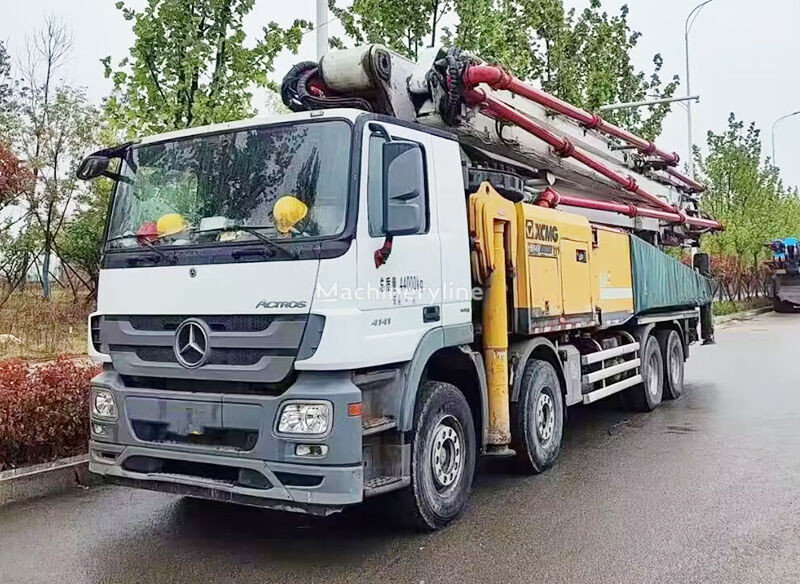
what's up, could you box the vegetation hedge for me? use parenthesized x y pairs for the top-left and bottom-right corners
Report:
(0, 357), (99, 471)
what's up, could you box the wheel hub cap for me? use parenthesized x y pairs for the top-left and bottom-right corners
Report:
(431, 416), (463, 490)
(536, 392), (555, 443)
(647, 353), (660, 396)
(670, 344), (682, 382)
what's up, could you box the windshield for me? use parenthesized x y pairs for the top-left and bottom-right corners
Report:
(106, 120), (351, 250)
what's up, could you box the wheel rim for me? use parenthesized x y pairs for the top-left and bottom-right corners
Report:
(535, 391), (555, 444)
(647, 351), (660, 397)
(669, 341), (682, 385)
(430, 415), (465, 493)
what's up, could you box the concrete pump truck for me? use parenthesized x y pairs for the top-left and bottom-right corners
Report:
(78, 45), (721, 530)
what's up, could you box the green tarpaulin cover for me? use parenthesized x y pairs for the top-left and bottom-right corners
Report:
(630, 235), (712, 314)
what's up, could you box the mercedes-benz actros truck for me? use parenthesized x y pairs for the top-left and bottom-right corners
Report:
(79, 45), (719, 530)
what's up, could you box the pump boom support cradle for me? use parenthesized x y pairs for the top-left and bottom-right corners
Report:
(281, 45), (722, 242)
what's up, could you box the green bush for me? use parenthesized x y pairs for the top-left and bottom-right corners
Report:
(712, 297), (771, 316)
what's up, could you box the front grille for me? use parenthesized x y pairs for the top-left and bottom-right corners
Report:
(103, 314), (306, 387)
(119, 314), (298, 333)
(127, 345), (286, 366)
(120, 374), (292, 396)
(131, 421), (258, 450)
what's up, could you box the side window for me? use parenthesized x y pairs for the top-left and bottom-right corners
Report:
(367, 132), (428, 237)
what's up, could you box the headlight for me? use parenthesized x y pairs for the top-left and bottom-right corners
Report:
(276, 402), (331, 435)
(91, 389), (117, 420)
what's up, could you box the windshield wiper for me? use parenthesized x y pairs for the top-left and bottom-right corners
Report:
(196, 225), (297, 259)
(105, 234), (178, 264)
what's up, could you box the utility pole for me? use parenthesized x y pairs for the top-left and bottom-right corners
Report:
(771, 110), (800, 167)
(684, 0), (714, 179)
(316, 0), (329, 60)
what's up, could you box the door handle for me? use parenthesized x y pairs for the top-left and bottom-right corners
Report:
(423, 306), (440, 323)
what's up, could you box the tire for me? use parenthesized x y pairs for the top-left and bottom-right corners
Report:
(656, 329), (684, 400)
(623, 333), (663, 412)
(396, 381), (476, 531)
(773, 298), (794, 313)
(511, 359), (564, 474)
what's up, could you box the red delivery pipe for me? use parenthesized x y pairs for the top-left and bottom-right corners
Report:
(465, 87), (683, 216)
(464, 66), (700, 188)
(665, 167), (705, 193)
(535, 187), (722, 231)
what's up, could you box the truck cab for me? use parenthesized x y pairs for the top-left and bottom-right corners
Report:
(86, 109), (477, 518)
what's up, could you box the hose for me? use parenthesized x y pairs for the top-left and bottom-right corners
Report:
(280, 62), (373, 113)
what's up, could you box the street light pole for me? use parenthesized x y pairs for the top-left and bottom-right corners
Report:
(771, 110), (800, 167)
(685, 0), (714, 179)
(316, 0), (329, 60)
(599, 94), (700, 112)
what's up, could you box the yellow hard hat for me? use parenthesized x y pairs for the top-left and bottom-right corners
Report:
(273, 196), (308, 234)
(156, 213), (188, 237)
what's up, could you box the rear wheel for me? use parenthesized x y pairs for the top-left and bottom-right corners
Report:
(623, 333), (663, 412)
(656, 329), (684, 400)
(397, 381), (476, 531)
(511, 359), (564, 474)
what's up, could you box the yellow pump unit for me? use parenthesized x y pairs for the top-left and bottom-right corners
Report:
(469, 183), (636, 445)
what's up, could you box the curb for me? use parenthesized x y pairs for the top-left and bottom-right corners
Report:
(0, 454), (101, 508)
(715, 305), (772, 326)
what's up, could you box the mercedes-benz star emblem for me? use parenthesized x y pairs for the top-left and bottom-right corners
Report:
(174, 319), (210, 369)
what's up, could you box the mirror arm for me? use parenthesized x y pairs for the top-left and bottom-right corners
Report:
(374, 235), (394, 268)
(368, 122), (392, 142)
(102, 170), (133, 185)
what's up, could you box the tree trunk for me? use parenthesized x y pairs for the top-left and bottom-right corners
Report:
(41, 242), (51, 299)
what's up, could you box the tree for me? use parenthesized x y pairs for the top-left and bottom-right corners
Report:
(16, 17), (101, 300)
(0, 41), (15, 123)
(0, 227), (39, 308)
(0, 40), (22, 146)
(0, 143), (33, 214)
(697, 113), (800, 267)
(58, 178), (111, 300)
(330, 0), (679, 140)
(328, 0), (451, 60)
(103, 0), (311, 136)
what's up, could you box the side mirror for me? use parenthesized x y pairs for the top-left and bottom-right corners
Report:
(382, 141), (425, 236)
(76, 155), (111, 181)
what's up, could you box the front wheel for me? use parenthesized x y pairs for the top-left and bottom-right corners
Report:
(397, 381), (476, 531)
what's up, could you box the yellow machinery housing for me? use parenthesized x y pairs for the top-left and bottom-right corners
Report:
(513, 201), (635, 334)
(469, 183), (636, 445)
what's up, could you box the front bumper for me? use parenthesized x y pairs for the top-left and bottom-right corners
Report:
(89, 443), (363, 513)
(89, 369), (364, 513)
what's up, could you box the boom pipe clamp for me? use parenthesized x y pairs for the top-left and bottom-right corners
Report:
(623, 175), (639, 193)
(583, 113), (603, 130)
(554, 137), (576, 157)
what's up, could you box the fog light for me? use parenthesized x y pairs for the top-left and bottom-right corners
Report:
(295, 444), (328, 457)
(92, 423), (110, 437)
(91, 389), (117, 420)
(276, 402), (331, 435)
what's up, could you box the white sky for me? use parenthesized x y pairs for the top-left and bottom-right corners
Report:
(2, 0), (800, 188)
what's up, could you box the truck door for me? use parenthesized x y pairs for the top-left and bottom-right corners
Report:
(355, 121), (443, 365)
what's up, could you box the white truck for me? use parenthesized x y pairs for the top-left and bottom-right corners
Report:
(79, 46), (718, 530)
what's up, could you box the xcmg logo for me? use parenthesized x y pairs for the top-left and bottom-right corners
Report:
(525, 220), (559, 242)
(255, 300), (308, 309)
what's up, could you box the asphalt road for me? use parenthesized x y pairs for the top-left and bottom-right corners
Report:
(2, 312), (800, 584)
